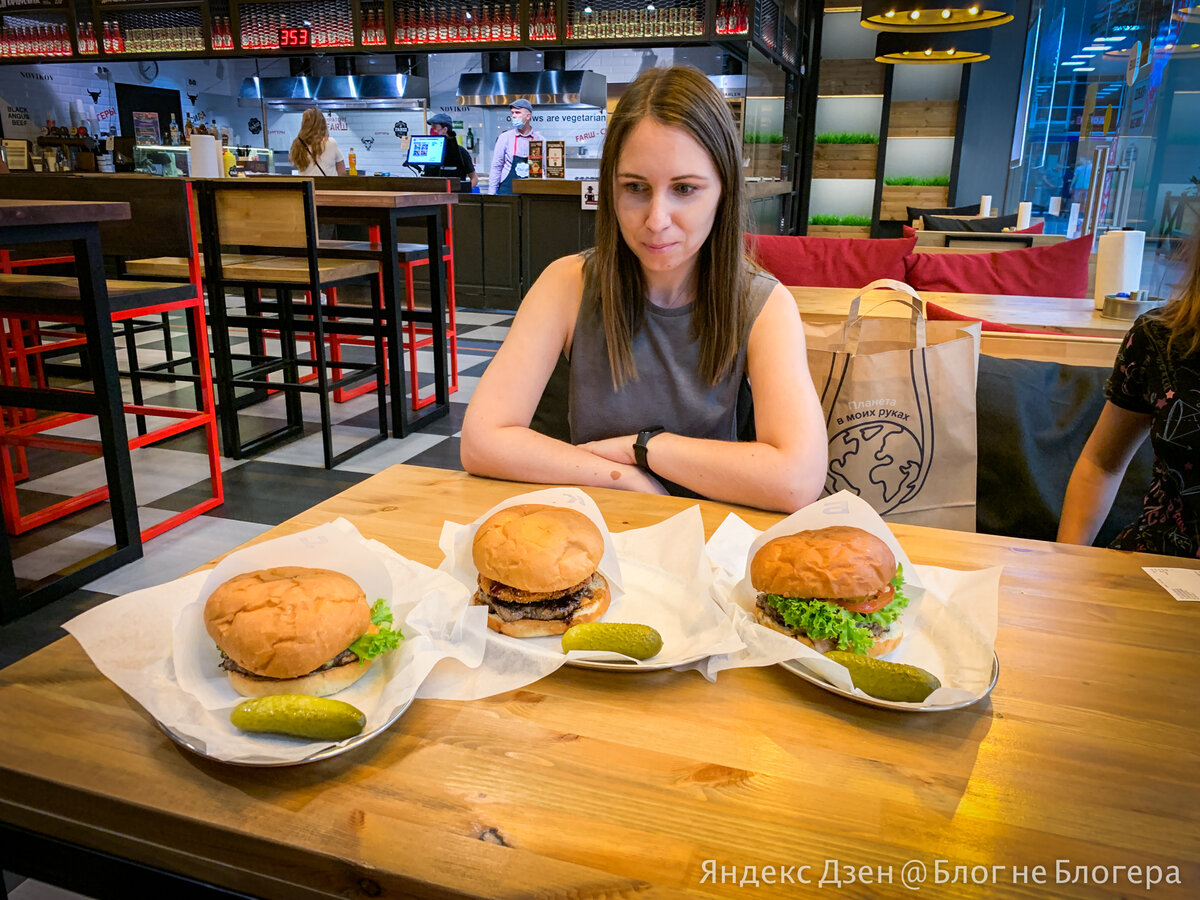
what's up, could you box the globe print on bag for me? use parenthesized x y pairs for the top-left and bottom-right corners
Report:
(827, 421), (925, 515)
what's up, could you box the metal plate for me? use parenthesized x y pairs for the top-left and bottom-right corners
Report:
(565, 655), (696, 672)
(156, 698), (414, 767)
(778, 653), (1000, 712)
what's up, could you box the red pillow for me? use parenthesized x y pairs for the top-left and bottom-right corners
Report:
(904, 233), (1092, 298)
(1013, 221), (1046, 234)
(748, 234), (917, 288)
(902, 224), (917, 238)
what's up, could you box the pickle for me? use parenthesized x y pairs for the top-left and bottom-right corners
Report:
(561, 623), (664, 660)
(825, 651), (941, 703)
(230, 695), (366, 741)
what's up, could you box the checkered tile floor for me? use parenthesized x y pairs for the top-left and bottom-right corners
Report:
(1, 308), (512, 670)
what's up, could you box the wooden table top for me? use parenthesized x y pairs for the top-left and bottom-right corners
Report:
(313, 190), (458, 209)
(0, 198), (130, 229)
(2, 465), (1197, 898)
(788, 285), (1131, 338)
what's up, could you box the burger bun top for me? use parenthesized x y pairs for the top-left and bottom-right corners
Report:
(751, 526), (896, 599)
(204, 566), (369, 679)
(472, 504), (603, 593)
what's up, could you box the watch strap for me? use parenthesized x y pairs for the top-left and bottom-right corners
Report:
(634, 426), (665, 470)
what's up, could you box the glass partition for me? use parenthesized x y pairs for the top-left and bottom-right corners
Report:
(1008, 0), (1199, 290)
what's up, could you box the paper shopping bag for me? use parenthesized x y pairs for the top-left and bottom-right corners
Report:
(804, 279), (981, 531)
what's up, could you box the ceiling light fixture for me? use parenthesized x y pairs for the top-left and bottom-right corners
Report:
(875, 28), (992, 62)
(861, 0), (1013, 31)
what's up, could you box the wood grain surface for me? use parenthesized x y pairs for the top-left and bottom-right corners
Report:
(314, 190), (458, 209)
(1, 465), (1197, 899)
(818, 58), (885, 96)
(788, 284), (1132, 337)
(0, 198), (130, 228)
(880, 185), (950, 222)
(813, 143), (879, 179)
(889, 101), (959, 138)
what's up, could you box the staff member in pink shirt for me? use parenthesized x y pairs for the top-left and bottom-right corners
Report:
(488, 99), (545, 195)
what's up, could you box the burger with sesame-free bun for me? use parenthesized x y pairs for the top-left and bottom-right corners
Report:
(750, 526), (909, 657)
(204, 566), (403, 698)
(471, 504), (611, 638)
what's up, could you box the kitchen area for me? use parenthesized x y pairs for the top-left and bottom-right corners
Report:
(0, 0), (810, 307)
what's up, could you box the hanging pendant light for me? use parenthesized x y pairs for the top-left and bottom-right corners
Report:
(875, 29), (992, 63)
(861, 0), (1013, 32)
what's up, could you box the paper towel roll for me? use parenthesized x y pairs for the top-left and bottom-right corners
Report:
(1048, 196), (1062, 216)
(1094, 230), (1145, 310)
(188, 134), (220, 177)
(979, 195), (992, 218)
(1017, 201), (1032, 230)
(1066, 202), (1081, 238)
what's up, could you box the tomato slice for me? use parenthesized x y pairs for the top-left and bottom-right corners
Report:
(836, 584), (894, 614)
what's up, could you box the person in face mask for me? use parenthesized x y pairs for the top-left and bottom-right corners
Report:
(488, 99), (545, 195)
(422, 113), (478, 192)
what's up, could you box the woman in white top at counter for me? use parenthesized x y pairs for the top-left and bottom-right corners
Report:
(488, 99), (545, 194)
(289, 108), (346, 176)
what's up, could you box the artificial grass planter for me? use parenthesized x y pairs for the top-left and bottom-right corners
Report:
(809, 214), (873, 226)
(815, 132), (879, 144)
(883, 175), (950, 186)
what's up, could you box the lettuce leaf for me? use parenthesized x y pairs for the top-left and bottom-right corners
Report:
(764, 565), (909, 655)
(347, 599), (404, 662)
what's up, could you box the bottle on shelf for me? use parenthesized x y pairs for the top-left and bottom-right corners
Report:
(169, 113), (180, 145)
(348, 148), (357, 175)
(465, 127), (475, 152)
(184, 112), (194, 139)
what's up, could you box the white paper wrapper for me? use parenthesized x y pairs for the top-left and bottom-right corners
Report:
(64, 519), (486, 763)
(704, 491), (1000, 707)
(423, 488), (743, 699)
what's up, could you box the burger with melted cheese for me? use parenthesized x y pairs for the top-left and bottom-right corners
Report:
(204, 566), (402, 697)
(750, 526), (908, 657)
(471, 504), (610, 637)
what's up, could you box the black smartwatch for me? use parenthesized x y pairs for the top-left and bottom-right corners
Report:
(634, 426), (665, 471)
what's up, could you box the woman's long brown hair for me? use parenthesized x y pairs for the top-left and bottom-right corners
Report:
(1154, 234), (1200, 356)
(587, 65), (750, 388)
(288, 108), (329, 171)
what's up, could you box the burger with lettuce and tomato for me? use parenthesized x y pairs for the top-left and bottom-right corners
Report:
(750, 526), (908, 657)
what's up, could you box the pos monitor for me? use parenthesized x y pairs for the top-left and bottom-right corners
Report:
(406, 135), (447, 167)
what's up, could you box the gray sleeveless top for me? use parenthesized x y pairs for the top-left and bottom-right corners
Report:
(568, 268), (776, 447)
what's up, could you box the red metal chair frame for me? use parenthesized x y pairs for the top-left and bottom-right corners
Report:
(326, 205), (459, 409)
(0, 182), (223, 541)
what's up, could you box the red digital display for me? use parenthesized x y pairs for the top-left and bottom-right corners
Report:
(279, 26), (311, 46)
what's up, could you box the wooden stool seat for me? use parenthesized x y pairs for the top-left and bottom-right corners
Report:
(123, 254), (279, 279)
(223, 256), (379, 285)
(0, 273), (195, 315)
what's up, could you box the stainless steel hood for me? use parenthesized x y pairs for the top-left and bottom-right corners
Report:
(456, 70), (606, 108)
(239, 74), (430, 110)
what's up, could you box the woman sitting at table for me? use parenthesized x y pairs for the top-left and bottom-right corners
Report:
(460, 66), (828, 513)
(1059, 235), (1200, 556)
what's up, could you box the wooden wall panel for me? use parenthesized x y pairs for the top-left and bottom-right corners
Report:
(880, 185), (950, 221)
(812, 143), (878, 178)
(889, 100), (959, 137)
(818, 58), (885, 96)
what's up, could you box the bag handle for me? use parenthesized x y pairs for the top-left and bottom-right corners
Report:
(841, 278), (928, 352)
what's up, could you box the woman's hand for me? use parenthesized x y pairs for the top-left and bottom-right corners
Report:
(579, 434), (638, 466)
(617, 465), (669, 495)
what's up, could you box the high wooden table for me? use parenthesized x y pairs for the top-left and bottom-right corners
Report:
(789, 285), (1130, 338)
(2, 465), (1198, 898)
(0, 199), (142, 622)
(313, 191), (457, 436)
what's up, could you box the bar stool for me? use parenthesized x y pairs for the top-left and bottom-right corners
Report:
(0, 177), (223, 541)
(196, 179), (387, 469)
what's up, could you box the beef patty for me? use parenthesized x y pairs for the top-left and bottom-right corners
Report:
(475, 573), (603, 623)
